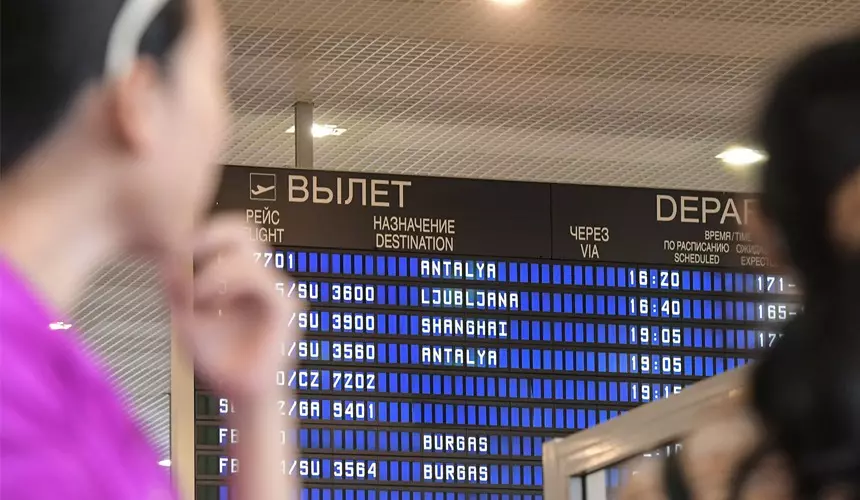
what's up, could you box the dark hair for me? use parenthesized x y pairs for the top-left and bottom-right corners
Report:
(0, 0), (188, 171)
(731, 33), (860, 499)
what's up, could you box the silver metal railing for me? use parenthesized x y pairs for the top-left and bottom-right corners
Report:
(542, 366), (750, 500)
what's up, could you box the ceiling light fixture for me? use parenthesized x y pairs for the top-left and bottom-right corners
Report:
(716, 146), (767, 167)
(490, 0), (527, 5)
(158, 459), (172, 467)
(49, 321), (73, 330)
(286, 124), (347, 138)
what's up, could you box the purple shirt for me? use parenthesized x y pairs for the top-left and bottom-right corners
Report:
(0, 258), (176, 499)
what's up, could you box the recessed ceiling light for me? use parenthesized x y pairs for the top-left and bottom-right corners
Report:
(490, 0), (527, 5)
(49, 321), (73, 330)
(286, 124), (347, 138)
(158, 459), (172, 467)
(716, 146), (767, 167)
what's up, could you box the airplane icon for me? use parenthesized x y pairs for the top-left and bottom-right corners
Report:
(251, 185), (275, 196)
(249, 173), (278, 201)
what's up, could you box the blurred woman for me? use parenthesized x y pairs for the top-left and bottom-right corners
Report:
(620, 33), (860, 500)
(0, 0), (300, 498)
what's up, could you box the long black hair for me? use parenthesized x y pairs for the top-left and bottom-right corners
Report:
(730, 33), (860, 499)
(0, 0), (188, 171)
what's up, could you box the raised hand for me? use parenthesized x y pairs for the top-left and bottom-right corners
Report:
(169, 213), (302, 402)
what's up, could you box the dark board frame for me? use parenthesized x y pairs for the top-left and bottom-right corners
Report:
(217, 165), (770, 269)
(196, 165), (784, 497)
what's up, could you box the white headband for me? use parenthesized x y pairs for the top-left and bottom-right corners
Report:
(104, 0), (172, 79)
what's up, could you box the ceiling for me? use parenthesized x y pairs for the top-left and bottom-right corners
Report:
(221, 0), (859, 192)
(74, 258), (171, 459)
(75, 0), (859, 468)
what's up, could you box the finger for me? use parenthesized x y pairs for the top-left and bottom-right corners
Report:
(158, 237), (196, 311)
(193, 213), (254, 264)
(193, 256), (278, 313)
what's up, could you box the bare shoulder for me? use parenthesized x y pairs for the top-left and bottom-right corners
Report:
(616, 457), (665, 500)
(617, 407), (793, 499)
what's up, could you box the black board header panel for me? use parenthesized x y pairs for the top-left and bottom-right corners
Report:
(551, 184), (767, 268)
(216, 166), (771, 269)
(216, 166), (553, 259)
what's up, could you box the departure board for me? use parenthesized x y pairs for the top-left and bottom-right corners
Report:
(194, 166), (798, 500)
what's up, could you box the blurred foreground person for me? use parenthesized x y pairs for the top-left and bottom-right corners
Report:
(620, 33), (860, 500)
(0, 0), (300, 499)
